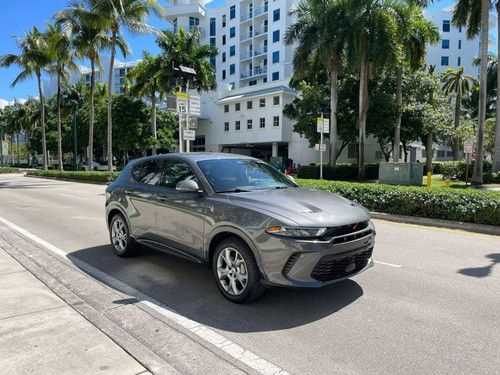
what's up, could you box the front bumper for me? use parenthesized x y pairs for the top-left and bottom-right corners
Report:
(257, 221), (376, 287)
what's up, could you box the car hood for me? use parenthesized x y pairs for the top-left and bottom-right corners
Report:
(225, 187), (370, 226)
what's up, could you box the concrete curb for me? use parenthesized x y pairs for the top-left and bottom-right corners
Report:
(370, 212), (500, 236)
(24, 174), (111, 185)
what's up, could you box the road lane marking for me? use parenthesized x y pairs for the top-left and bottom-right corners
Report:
(374, 260), (403, 268)
(59, 193), (88, 200)
(0, 215), (290, 375)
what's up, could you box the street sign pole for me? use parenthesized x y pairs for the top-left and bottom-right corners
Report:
(465, 153), (470, 187)
(0, 124), (3, 167)
(72, 104), (78, 171)
(186, 80), (190, 153)
(463, 139), (474, 188)
(320, 113), (324, 180)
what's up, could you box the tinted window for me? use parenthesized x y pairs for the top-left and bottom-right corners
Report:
(160, 159), (197, 188)
(197, 159), (295, 192)
(132, 161), (162, 185)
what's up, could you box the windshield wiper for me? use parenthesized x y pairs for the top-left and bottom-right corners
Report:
(215, 188), (251, 193)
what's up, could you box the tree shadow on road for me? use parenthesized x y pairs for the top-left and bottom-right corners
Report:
(458, 253), (499, 278)
(68, 244), (364, 333)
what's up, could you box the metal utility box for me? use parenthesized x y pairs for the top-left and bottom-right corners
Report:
(378, 162), (423, 186)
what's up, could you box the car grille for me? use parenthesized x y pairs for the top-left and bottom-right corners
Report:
(310, 248), (373, 282)
(282, 253), (301, 277)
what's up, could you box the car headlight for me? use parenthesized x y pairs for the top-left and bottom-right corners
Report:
(265, 226), (328, 238)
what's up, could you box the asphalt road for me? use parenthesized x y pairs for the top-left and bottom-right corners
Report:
(0, 173), (499, 375)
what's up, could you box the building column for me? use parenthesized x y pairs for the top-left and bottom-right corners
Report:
(272, 142), (278, 157)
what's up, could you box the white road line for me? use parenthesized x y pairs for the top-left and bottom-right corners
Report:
(0, 215), (290, 375)
(374, 260), (403, 268)
(59, 193), (88, 200)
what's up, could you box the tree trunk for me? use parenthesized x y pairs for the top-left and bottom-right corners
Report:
(88, 58), (95, 170)
(107, 31), (117, 171)
(10, 134), (14, 166)
(393, 65), (403, 162)
(453, 86), (461, 161)
(357, 52), (368, 180)
(471, 0), (489, 185)
(493, 1), (500, 172)
(57, 72), (63, 171)
(16, 133), (20, 165)
(25, 131), (30, 165)
(37, 70), (47, 170)
(151, 90), (157, 156)
(330, 57), (339, 166)
(426, 131), (433, 173)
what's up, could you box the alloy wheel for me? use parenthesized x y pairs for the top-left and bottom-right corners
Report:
(216, 247), (248, 296)
(111, 218), (128, 252)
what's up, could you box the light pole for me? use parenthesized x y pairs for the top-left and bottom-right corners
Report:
(0, 124), (3, 167)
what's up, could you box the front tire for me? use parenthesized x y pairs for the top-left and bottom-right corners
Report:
(212, 238), (266, 303)
(109, 213), (137, 257)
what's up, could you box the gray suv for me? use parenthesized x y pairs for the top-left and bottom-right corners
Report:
(105, 153), (375, 303)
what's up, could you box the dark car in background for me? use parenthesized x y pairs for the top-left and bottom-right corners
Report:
(105, 153), (375, 303)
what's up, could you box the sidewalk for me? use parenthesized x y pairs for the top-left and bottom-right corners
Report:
(0, 247), (150, 375)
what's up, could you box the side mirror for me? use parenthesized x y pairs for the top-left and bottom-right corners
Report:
(286, 175), (296, 184)
(176, 179), (200, 193)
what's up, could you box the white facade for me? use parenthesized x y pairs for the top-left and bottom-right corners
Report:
(43, 57), (140, 98)
(424, 8), (481, 76)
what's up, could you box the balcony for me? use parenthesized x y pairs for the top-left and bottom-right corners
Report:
(254, 25), (268, 37)
(240, 50), (253, 60)
(240, 30), (253, 42)
(253, 46), (268, 57)
(254, 5), (268, 17)
(240, 66), (268, 79)
(240, 11), (253, 22)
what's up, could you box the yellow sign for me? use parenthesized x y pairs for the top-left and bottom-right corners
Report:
(175, 91), (188, 100)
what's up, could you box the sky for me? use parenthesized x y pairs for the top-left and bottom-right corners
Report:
(0, 0), (496, 104)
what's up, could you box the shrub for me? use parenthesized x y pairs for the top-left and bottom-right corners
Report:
(424, 161), (497, 182)
(297, 163), (379, 181)
(0, 167), (19, 173)
(26, 170), (119, 183)
(297, 179), (500, 226)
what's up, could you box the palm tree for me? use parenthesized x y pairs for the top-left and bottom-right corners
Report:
(285, 0), (351, 165)
(87, 0), (164, 171)
(55, 1), (117, 170)
(453, 0), (495, 184)
(127, 51), (163, 155)
(21, 98), (40, 163)
(442, 67), (477, 160)
(0, 27), (51, 170)
(45, 23), (78, 171)
(392, 4), (439, 162)
(346, 0), (403, 179)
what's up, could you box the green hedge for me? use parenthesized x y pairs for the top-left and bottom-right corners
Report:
(297, 179), (500, 226)
(297, 163), (379, 180)
(0, 167), (19, 173)
(26, 170), (119, 183)
(425, 161), (500, 183)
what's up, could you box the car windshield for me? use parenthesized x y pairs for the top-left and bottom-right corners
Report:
(197, 158), (296, 193)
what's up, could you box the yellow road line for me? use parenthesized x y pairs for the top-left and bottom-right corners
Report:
(372, 218), (500, 239)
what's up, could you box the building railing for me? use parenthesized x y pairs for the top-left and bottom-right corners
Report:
(240, 66), (267, 79)
(254, 5), (268, 17)
(253, 46), (268, 56)
(254, 25), (268, 36)
(240, 11), (253, 22)
(240, 50), (253, 60)
(240, 30), (253, 41)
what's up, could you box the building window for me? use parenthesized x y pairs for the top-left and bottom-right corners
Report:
(222, 14), (226, 27)
(273, 96), (280, 105)
(273, 116), (279, 127)
(230, 27), (235, 38)
(230, 45), (235, 56)
(230, 5), (235, 19)
(272, 30), (280, 43)
(443, 20), (450, 32)
(458, 25), (462, 33)
(458, 40), (462, 49)
(210, 17), (216, 36)
(247, 100), (253, 109)
(446, 150), (454, 157)
(272, 51), (279, 63)
(442, 39), (450, 49)
(193, 136), (205, 152)
(348, 143), (359, 159)
(230, 64), (235, 75)
(224, 104), (229, 113)
(173, 18), (178, 33)
(458, 56), (461, 66)
(222, 35), (226, 45)
(224, 122), (229, 131)
(222, 52), (226, 62)
(247, 119), (253, 129)
(189, 17), (199, 31)
(249, 80), (257, 86)
(441, 56), (449, 66)
(235, 102), (240, 111)
(272, 72), (279, 81)
(222, 69), (226, 79)
(259, 118), (265, 128)
(235, 121), (241, 131)
(210, 55), (216, 68)
(259, 98), (265, 107)
(273, 9), (280, 22)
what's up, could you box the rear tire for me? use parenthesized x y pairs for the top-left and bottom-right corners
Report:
(212, 237), (266, 303)
(109, 213), (137, 257)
